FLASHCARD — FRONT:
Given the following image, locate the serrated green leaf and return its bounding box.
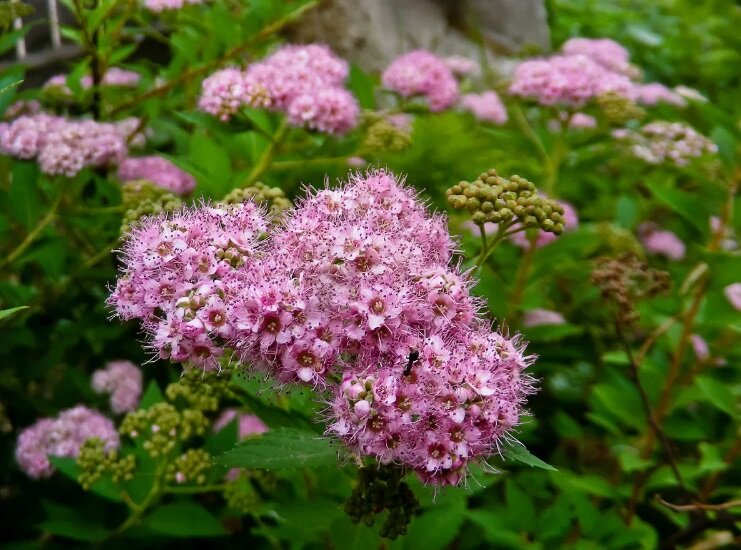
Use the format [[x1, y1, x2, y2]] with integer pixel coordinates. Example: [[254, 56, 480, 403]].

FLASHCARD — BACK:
[[504, 444, 558, 471], [215, 427, 337, 470], [139, 380, 164, 409]]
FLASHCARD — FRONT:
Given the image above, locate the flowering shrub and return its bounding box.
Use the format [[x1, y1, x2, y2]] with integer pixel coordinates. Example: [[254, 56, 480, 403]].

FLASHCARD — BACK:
[[1, 0, 739, 547]]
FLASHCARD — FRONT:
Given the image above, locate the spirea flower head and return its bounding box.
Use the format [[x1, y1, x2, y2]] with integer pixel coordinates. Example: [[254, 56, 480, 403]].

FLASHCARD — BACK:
[[3, 99, 41, 120], [43, 68, 141, 98], [613, 122, 718, 166], [327, 324, 534, 486], [382, 50, 460, 112], [230, 170, 474, 387], [638, 223, 686, 260], [92, 360, 144, 414], [118, 156, 196, 195], [560, 37, 636, 77], [635, 83, 687, 107], [199, 44, 359, 134], [509, 54, 636, 107], [108, 202, 269, 369], [16, 406, 119, 479], [460, 92, 508, 124]]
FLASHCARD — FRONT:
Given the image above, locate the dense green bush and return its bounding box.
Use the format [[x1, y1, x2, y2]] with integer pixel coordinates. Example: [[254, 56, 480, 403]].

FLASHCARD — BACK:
[[1, 0, 739, 547]]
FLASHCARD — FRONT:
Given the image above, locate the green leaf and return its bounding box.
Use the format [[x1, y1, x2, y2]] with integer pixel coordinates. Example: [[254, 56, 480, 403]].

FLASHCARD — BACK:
[[504, 444, 558, 471], [0, 305, 28, 321], [402, 503, 466, 550], [505, 479, 537, 532], [646, 181, 708, 231], [48, 457, 123, 502], [139, 380, 164, 409], [39, 520, 108, 542], [523, 323, 583, 342], [215, 427, 337, 470], [142, 502, 227, 537], [695, 376, 738, 416], [348, 64, 375, 109], [9, 161, 43, 229], [615, 194, 638, 229]]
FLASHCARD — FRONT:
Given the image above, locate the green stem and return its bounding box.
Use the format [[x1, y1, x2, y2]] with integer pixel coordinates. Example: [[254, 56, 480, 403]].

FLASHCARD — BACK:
[[473, 224, 521, 273], [270, 156, 350, 171], [241, 119, 289, 188], [508, 237, 537, 319], [1, 193, 62, 270], [112, 462, 166, 538]]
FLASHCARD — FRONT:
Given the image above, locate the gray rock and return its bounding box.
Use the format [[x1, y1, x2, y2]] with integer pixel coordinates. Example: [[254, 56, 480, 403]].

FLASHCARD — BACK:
[[287, 0, 551, 72]]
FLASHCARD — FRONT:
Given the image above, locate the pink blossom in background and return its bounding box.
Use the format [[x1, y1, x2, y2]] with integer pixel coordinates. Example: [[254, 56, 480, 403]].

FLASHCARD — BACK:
[[690, 334, 710, 361], [214, 409, 268, 439], [674, 86, 707, 103], [724, 283, 741, 311], [710, 216, 737, 251], [118, 156, 196, 195], [460, 220, 498, 237], [635, 83, 687, 107], [199, 44, 359, 134], [387, 113, 414, 133], [460, 91, 508, 124], [144, 0, 205, 12], [510, 199, 579, 249], [346, 156, 367, 167], [0, 114, 140, 176], [560, 37, 635, 76], [92, 361, 143, 414], [16, 406, 119, 479], [382, 50, 460, 111], [44, 68, 141, 95], [613, 122, 718, 166], [523, 309, 566, 327], [509, 54, 636, 107], [444, 55, 481, 78], [638, 223, 685, 260], [548, 112, 597, 132], [3, 99, 41, 120]]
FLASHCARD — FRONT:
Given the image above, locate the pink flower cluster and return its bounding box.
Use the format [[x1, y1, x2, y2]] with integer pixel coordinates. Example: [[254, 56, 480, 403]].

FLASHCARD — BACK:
[[110, 170, 534, 485], [44, 68, 141, 94], [444, 55, 481, 78], [0, 114, 136, 176], [548, 112, 597, 132], [635, 83, 686, 107], [638, 223, 685, 260], [460, 92, 508, 124], [560, 37, 635, 76], [92, 360, 144, 414], [118, 156, 196, 195], [509, 54, 636, 107], [144, 0, 205, 12], [612, 122, 718, 166], [510, 199, 578, 249], [3, 99, 41, 120], [108, 202, 269, 369], [199, 44, 359, 135], [382, 50, 460, 112], [16, 406, 119, 479]]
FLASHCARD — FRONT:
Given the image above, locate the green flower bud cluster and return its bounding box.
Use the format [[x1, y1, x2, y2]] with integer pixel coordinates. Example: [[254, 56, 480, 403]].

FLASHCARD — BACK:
[[0, 2, 34, 33], [446, 168, 565, 233], [597, 92, 645, 125], [360, 112, 412, 153], [344, 465, 419, 540], [166, 449, 212, 486], [224, 472, 260, 514], [591, 253, 671, 326], [119, 402, 208, 458], [120, 180, 182, 235], [77, 438, 136, 490], [595, 223, 643, 256], [220, 182, 292, 217], [165, 368, 234, 413]]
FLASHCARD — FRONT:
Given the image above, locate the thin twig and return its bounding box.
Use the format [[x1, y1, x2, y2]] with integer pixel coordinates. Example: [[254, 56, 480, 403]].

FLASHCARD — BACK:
[[658, 496, 741, 513]]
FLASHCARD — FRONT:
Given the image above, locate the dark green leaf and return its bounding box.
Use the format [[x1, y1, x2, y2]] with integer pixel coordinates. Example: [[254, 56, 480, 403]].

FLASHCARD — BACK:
[[142, 502, 227, 537], [504, 444, 558, 471]]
